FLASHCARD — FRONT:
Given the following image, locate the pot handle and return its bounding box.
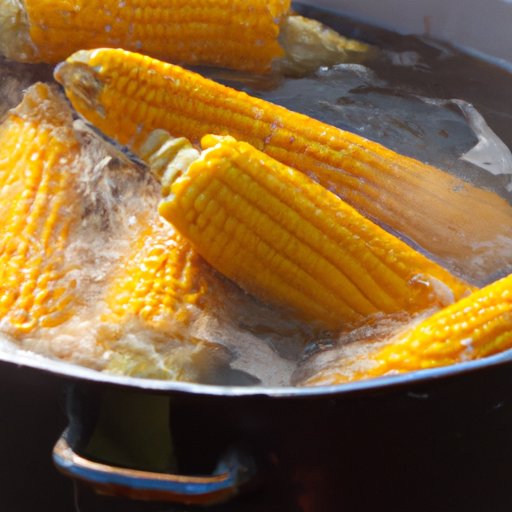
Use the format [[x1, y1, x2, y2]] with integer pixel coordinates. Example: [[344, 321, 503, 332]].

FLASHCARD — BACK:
[[52, 432, 255, 506]]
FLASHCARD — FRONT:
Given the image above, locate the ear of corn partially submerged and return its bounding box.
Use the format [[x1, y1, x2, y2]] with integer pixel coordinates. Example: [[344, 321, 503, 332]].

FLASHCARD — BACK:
[[54, 48, 512, 281], [305, 272, 512, 385], [0, 0, 371, 73], [148, 132, 473, 330], [0, 82, 83, 335], [99, 219, 217, 380], [103, 220, 206, 332], [0, 0, 288, 71]]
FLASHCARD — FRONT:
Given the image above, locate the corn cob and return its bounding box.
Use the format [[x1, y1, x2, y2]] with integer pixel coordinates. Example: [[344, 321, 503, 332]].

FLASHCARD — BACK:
[[305, 272, 512, 385], [151, 133, 473, 330], [0, 0, 371, 73], [98, 216, 221, 380], [54, 48, 512, 281], [0, 83, 83, 336], [102, 219, 206, 331], [0, 0, 288, 71]]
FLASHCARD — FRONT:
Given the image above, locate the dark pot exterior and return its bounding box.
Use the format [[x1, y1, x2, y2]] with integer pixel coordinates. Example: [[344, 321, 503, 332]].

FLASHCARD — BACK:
[[57, 360, 512, 512]]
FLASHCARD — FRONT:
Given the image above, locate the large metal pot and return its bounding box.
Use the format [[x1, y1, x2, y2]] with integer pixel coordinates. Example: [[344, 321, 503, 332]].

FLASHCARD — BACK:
[[1, 1, 511, 511], [4, 347, 512, 511]]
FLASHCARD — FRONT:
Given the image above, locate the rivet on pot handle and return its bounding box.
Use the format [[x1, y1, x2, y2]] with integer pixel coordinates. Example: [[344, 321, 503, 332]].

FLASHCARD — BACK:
[[52, 431, 256, 505]]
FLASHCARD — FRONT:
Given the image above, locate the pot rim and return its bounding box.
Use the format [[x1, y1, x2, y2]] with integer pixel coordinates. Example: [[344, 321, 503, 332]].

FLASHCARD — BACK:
[[1, 346, 511, 398]]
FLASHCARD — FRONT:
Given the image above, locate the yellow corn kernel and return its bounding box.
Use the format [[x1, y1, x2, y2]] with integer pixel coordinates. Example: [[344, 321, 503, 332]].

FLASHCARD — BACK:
[[101, 218, 207, 333], [54, 48, 512, 281], [306, 273, 512, 385], [0, 0, 289, 72], [0, 83, 83, 336], [156, 134, 473, 330]]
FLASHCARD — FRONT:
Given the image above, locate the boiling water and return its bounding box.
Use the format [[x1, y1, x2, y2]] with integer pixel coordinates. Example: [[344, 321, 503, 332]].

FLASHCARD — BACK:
[[0, 3, 511, 387]]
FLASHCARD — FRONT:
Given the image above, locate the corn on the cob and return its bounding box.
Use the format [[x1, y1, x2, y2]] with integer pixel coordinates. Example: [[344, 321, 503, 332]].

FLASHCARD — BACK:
[[0, 0, 288, 71], [98, 217, 220, 380], [55, 48, 512, 281], [153, 133, 473, 330], [0, 0, 371, 73], [305, 272, 512, 385], [102, 219, 206, 331], [0, 83, 83, 335]]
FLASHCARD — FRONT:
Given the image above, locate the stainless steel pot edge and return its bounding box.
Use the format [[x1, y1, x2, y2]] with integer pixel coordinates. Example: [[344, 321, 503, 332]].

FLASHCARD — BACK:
[[2, 346, 512, 398]]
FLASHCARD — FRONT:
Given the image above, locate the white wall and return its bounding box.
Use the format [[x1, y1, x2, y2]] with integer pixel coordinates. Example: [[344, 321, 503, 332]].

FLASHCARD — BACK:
[[303, 0, 512, 65]]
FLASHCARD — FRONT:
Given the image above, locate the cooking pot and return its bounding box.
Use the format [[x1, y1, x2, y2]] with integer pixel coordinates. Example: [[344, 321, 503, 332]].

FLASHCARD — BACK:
[[1, 1, 512, 511]]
